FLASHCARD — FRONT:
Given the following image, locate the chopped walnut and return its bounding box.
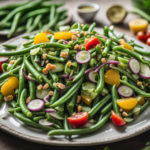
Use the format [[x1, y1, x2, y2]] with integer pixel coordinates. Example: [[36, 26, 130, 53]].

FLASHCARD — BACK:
[[43, 83, 49, 90], [78, 105, 82, 112], [137, 81, 142, 86], [101, 46, 104, 49], [74, 44, 80, 50], [37, 84, 43, 90], [26, 96, 31, 104], [76, 34, 80, 38], [81, 24, 84, 27], [71, 112, 76, 117], [11, 49, 16, 51], [122, 111, 128, 117], [42, 68, 48, 75], [76, 95, 81, 103], [48, 51, 51, 54], [120, 108, 123, 112], [85, 38, 90, 43], [23, 40, 29, 44], [145, 83, 148, 86], [60, 52, 68, 58], [91, 36, 96, 39], [45, 60, 49, 64], [73, 31, 79, 35], [49, 91, 54, 96], [101, 93, 105, 96], [28, 73, 33, 76], [119, 39, 125, 45], [16, 65, 20, 68], [56, 82, 65, 89], [51, 65, 56, 70], [46, 63, 51, 70], [9, 60, 16, 64], [71, 35, 77, 41], [101, 58, 106, 64], [82, 31, 88, 36], [67, 61, 72, 67], [42, 54, 47, 60], [4, 95, 13, 101]]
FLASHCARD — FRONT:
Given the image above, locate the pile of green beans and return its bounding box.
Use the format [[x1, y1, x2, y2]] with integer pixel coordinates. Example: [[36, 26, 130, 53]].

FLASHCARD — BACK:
[[0, 0, 67, 38], [0, 22, 150, 139]]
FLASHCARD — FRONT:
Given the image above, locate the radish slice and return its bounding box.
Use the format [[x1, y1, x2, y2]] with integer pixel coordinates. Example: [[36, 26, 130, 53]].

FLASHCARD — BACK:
[[129, 58, 140, 74], [0, 57, 9, 63], [75, 51, 91, 64], [22, 68, 36, 82], [39, 119, 54, 126], [84, 66, 98, 74], [43, 94, 49, 103], [36, 88, 50, 99], [27, 99, 44, 111], [49, 112, 64, 120], [117, 85, 133, 98], [88, 70, 97, 83], [139, 63, 150, 79], [45, 108, 56, 113]]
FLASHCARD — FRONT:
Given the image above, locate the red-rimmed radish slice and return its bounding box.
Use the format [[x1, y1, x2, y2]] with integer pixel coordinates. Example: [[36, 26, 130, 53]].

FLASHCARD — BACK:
[[43, 94, 49, 103], [139, 63, 150, 79], [117, 85, 133, 98], [88, 70, 97, 83], [129, 58, 140, 74], [36, 88, 50, 99], [22, 68, 36, 82], [39, 119, 54, 126], [75, 51, 91, 64], [84, 66, 98, 74], [27, 99, 44, 111], [0, 57, 9, 63], [49, 112, 64, 120], [62, 74, 70, 78], [45, 108, 56, 113]]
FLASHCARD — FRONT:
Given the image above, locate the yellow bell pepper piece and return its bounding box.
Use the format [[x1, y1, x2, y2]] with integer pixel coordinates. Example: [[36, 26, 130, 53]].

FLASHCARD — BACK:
[[1, 76, 19, 96], [128, 18, 148, 33], [119, 39, 134, 51], [117, 97, 138, 110], [54, 32, 73, 40], [104, 69, 120, 87], [136, 95, 145, 106], [81, 94, 93, 105], [34, 33, 49, 45]]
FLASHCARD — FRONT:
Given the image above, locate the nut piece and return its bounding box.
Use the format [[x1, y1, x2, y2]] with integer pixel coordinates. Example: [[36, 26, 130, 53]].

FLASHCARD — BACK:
[[144, 83, 148, 86], [28, 73, 33, 76], [9, 60, 16, 64], [85, 38, 90, 43], [76, 95, 81, 103], [74, 44, 80, 50], [43, 83, 49, 90], [67, 61, 72, 67], [45, 60, 49, 64], [78, 105, 82, 112], [26, 96, 31, 104], [49, 91, 54, 96], [71, 35, 77, 41], [122, 111, 128, 117], [73, 31, 79, 35], [81, 24, 84, 27], [71, 112, 76, 117], [101, 58, 106, 64], [82, 31, 88, 36], [137, 81, 142, 86], [76, 34, 80, 38], [56, 83, 65, 89], [60, 52, 68, 58], [37, 84, 43, 90], [4, 95, 13, 101], [120, 108, 123, 112], [42, 54, 47, 60], [42, 68, 48, 75]]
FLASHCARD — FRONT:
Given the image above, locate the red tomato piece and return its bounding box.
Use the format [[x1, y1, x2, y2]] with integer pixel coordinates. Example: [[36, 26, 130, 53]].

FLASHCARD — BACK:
[[85, 37, 100, 51], [137, 31, 147, 43], [67, 112, 88, 127], [146, 29, 150, 39], [111, 111, 126, 126], [0, 62, 2, 72], [146, 38, 150, 46], [44, 31, 53, 34]]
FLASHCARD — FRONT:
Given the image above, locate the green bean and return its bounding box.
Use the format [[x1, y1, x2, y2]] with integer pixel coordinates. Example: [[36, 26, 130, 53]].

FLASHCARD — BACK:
[[33, 116, 45, 123], [41, 74, 53, 89], [0, 94, 4, 106], [91, 51, 96, 57], [89, 58, 97, 67], [109, 25, 114, 31], [24, 59, 42, 82], [67, 91, 78, 110], [50, 89, 60, 105], [82, 24, 89, 31], [73, 63, 88, 82], [134, 48, 150, 56], [113, 46, 149, 65], [31, 55, 42, 72], [103, 25, 109, 37], [49, 70, 59, 82], [0, 11, 10, 17], [95, 67, 105, 93], [102, 39, 112, 56], [88, 94, 111, 119], [32, 111, 45, 116], [0, 78, 8, 88], [7, 100, 17, 108], [92, 95, 102, 107], [48, 111, 111, 136], [108, 29, 119, 43], [8, 12, 22, 38], [120, 80, 150, 97], [51, 76, 84, 107], [8, 107, 21, 114], [23, 40, 33, 47], [0, 66, 21, 81], [140, 99, 150, 114], [96, 36, 107, 45], [101, 102, 113, 115], [2, 44, 17, 49], [9, 57, 23, 71], [28, 81, 35, 100], [26, 17, 33, 31], [88, 22, 96, 33], [19, 89, 32, 118]]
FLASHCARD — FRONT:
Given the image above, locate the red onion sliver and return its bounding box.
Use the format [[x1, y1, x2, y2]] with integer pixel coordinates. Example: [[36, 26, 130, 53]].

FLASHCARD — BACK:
[[45, 108, 56, 113], [22, 68, 36, 82], [62, 74, 70, 78], [84, 66, 98, 74], [34, 60, 41, 63], [62, 40, 69, 44], [67, 75, 75, 81], [0, 56, 9, 63], [43, 94, 49, 103]]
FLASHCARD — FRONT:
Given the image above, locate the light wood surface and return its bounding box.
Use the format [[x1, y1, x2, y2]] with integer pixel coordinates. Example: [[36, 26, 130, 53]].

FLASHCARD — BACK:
[[0, 0, 149, 150]]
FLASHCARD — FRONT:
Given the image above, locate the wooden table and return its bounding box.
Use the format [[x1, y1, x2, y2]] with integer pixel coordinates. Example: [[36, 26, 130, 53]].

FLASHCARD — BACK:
[[0, 0, 149, 149]]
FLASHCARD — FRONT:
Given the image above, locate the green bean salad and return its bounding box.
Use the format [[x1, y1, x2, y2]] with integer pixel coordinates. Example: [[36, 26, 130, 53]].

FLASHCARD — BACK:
[[0, 22, 150, 137]]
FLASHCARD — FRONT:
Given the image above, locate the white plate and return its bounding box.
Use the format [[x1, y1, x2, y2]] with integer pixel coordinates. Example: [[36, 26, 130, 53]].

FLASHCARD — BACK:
[[0, 27, 150, 146]]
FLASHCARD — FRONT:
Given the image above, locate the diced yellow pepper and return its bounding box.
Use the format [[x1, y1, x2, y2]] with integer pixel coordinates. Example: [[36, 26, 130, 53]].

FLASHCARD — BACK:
[[136, 95, 145, 106], [81, 94, 93, 105], [1, 76, 19, 96], [128, 18, 148, 33], [117, 97, 138, 110], [119, 39, 134, 51], [54, 32, 73, 40], [34, 33, 49, 45], [104, 69, 120, 87]]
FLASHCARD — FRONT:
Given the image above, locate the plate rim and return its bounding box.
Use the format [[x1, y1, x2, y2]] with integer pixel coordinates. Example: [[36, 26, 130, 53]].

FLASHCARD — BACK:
[[0, 27, 150, 146]]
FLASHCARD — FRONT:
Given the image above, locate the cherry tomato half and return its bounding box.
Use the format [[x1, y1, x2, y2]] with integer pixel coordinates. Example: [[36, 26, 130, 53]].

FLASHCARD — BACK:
[[146, 38, 150, 46], [67, 112, 88, 127], [146, 29, 150, 39], [0, 62, 2, 72], [111, 111, 126, 126], [137, 31, 147, 43], [85, 37, 100, 51]]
